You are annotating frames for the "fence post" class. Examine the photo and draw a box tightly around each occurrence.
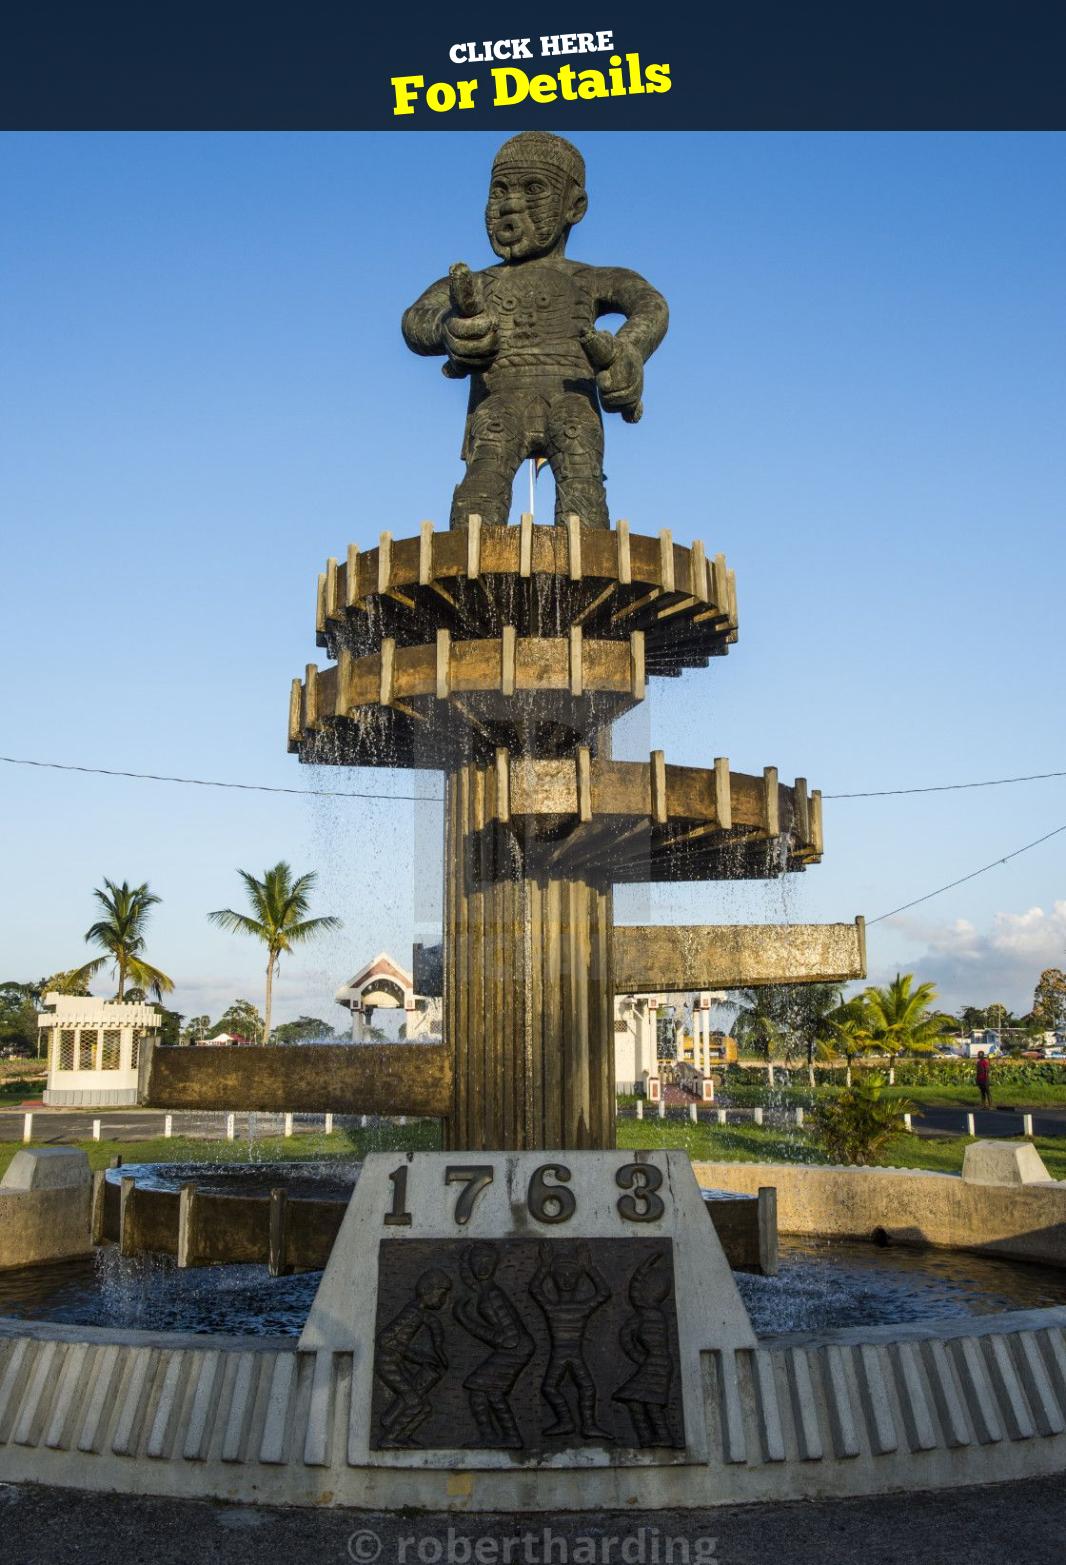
[1023,1113,1034,1138]
[794,1106,804,1128]
[635,1099,644,1120]
[284,1112,294,1138]
[753,1106,764,1126]
[324,1112,334,1135]
[903,1112,913,1133]
[688,1102,698,1123]
[92,1118,101,1142]
[966,1112,976,1137]
[225,1112,236,1141]
[717,1108,727,1125]
[657,1100,665,1120]
[164,1113,173,1139]
[360,1114,369,1129]
[22,1112,32,1144]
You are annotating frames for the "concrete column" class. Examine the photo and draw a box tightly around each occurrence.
[284,1112,294,1138]
[164,1113,173,1138]
[225,1112,236,1141]
[324,1112,334,1134]
[22,1112,32,1144]
[753,1106,764,1126]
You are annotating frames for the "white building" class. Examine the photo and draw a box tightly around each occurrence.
[335,952,442,1042]
[38,994,161,1106]
[614,990,728,1093]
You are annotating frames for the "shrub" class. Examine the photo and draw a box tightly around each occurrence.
[811,1073,914,1165]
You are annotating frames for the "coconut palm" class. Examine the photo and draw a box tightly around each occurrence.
[84,879,174,1001]
[827,995,873,1087]
[723,987,792,1062]
[862,973,955,1070]
[208,863,341,1045]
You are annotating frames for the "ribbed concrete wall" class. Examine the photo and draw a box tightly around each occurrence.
[2,1312,1065,1509]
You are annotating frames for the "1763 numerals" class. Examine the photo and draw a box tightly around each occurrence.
[383,1161,665,1228]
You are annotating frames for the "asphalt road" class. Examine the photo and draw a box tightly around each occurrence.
[915,1104,1066,1139]
[1,1476,1064,1565]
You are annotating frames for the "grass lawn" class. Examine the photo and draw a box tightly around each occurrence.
[4,1113,1064,1184]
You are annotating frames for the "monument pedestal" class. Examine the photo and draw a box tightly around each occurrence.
[301,1150,755,1469]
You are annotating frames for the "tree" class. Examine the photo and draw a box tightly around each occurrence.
[827,996,872,1087]
[211,999,264,1043]
[1033,969,1066,1032]
[208,863,341,1045]
[84,879,174,1001]
[723,987,792,1062]
[811,1074,913,1165]
[270,1015,337,1046]
[789,983,845,1087]
[0,983,38,1057]
[861,973,955,1069]
[182,1014,212,1045]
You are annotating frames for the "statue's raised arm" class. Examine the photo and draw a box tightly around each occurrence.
[401,131,669,530]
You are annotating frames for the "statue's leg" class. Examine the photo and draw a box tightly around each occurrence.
[451,395,525,529]
[546,393,609,529]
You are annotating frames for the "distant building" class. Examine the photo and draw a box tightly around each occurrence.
[335,952,442,1041]
[38,993,161,1105]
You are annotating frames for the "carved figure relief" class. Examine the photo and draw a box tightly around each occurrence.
[613,1251,677,1447]
[529,1240,612,1440]
[402,131,668,530]
[373,1267,451,1448]
[453,1242,535,1448]
[370,1238,684,1452]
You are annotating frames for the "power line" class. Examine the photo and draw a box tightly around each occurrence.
[825,768,1066,799]
[867,821,1066,925]
[3,753,1064,805]
[0,756,442,804]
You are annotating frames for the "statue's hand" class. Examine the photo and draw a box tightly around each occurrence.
[594,337,644,418]
[443,308,499,371]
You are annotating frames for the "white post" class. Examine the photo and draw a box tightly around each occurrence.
[657,1100,665,1120]
[635,1099,644,1119]
[688,1102,698,1123]
[284,1112,294,1138]
[22,1112,32,1144]
[903,1112,913,1132]
[225,1112,236,1141]
[888,1067,895,1085]
[966,1112,976,1137]
[1023,1113,1034,1137]
[164,1113,173,1139]
[92,1118,101,1142]
[360,1114,369,1129]
[794,1106,804,1128]
[767,1062,775,1088]
[753,1106,764,1126]
[701,1009,710,1075]
[324,1112,334,1135]
[717,1108,727,1125]
[398,1116,407,1127]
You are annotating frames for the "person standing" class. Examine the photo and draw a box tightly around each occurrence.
[975,1049,993,1110]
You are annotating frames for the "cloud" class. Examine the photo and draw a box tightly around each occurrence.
[873,901,1066,1011]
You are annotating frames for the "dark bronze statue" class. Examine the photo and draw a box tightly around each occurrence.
[402,131,668,530]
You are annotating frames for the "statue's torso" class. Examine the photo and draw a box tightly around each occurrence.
[479,262,596,389]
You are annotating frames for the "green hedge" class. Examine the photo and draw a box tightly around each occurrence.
[890,1059,1066,1088]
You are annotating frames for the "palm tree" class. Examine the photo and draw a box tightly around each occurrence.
[208,863,341,1045]
[791,982,845,1088]
[827,995,873,1087]
[723,987,792,1063]
[862,973,955,1071]
[85,879,174,1001]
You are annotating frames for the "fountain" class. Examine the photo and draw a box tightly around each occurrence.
[4,131,1066,1512]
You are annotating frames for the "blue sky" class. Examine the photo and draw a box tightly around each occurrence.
[2,131,1064,1028]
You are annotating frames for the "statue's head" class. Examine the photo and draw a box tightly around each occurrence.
[467,1242,498,1281]
[486,132,588,262]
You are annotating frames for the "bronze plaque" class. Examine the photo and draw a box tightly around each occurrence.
[370,1237,684,1453]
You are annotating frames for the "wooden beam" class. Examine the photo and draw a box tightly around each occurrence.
[614,919,867,993]
[139,1041,454,1116]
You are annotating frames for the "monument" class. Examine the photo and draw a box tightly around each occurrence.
[137,131,865,1469]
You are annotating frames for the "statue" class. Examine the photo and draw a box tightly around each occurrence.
[402,131,668,530]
